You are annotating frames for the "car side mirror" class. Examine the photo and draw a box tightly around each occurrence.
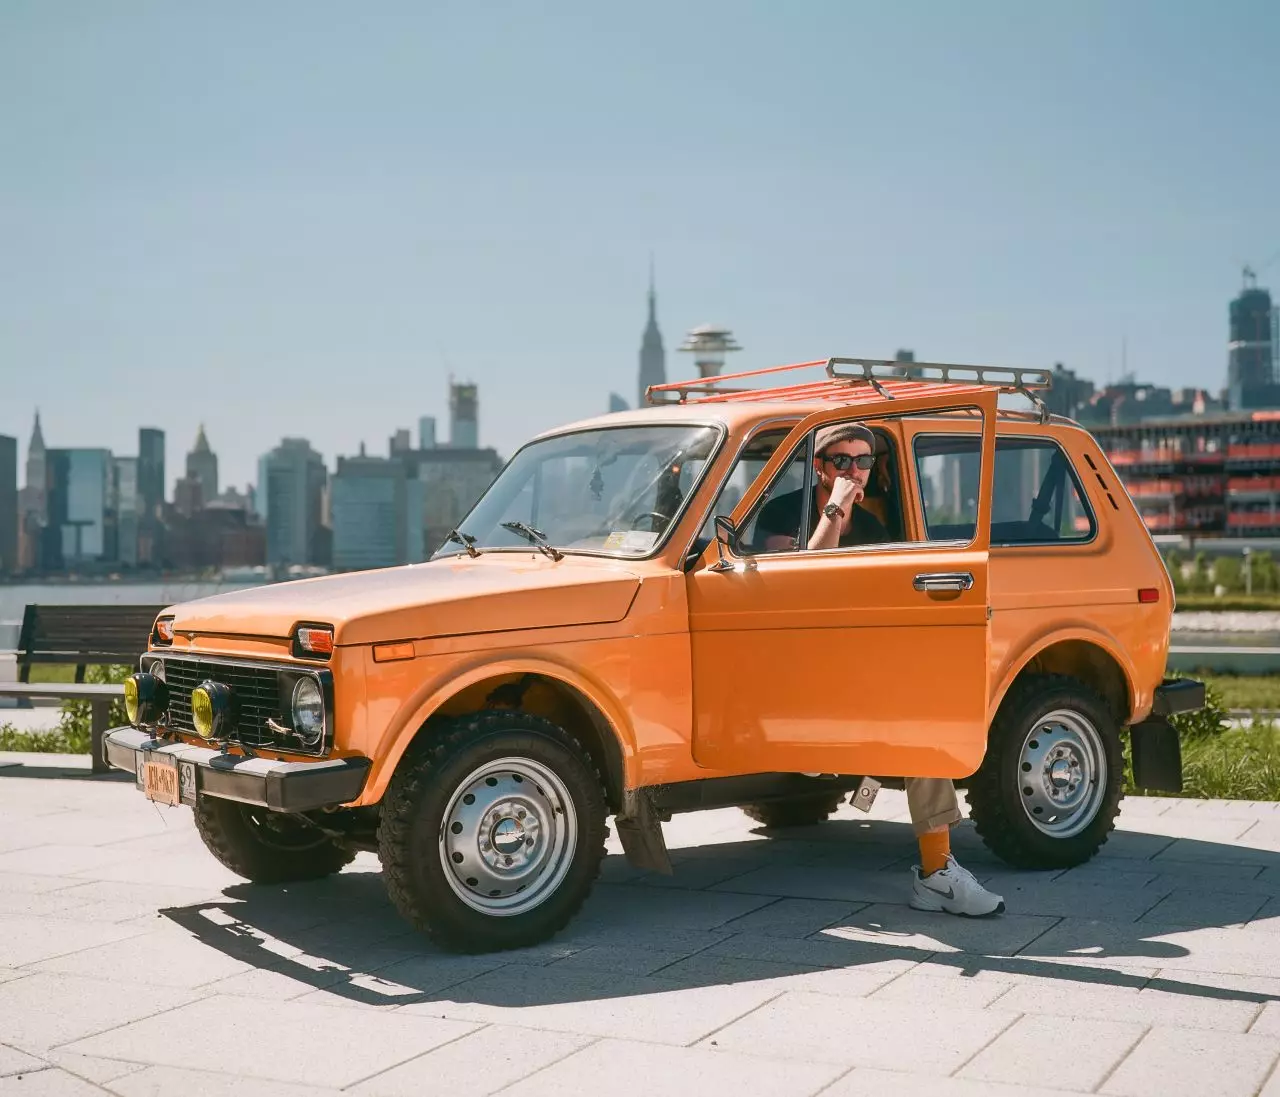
[711,515,738,572]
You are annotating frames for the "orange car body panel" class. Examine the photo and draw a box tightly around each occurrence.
[148,387,1173,808]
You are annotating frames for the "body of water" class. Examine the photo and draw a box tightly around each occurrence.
[0,579,272,628]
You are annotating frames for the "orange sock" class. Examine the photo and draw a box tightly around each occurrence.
[918,828,950,876]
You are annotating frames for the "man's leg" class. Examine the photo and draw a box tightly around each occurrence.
[904,778,1004,916]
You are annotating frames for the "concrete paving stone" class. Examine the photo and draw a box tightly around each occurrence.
[816,1067,1084,1097]
[0,972,203,1054]
[1140,888,1271,928]
[109,1065,341,1097]
[1129,818,1258,843]
[572,883,774,930]
[0,813,174,852]
[1017,917,1280,977]
[817,903,1061,957]
[42,1051,147,1086]
[1117,797,1176,818]
[542,942,709,978]
[350,1025,593,1097]
[867,971,1018,1010]
[0,1044,46,1078]
[0,890,92,919]
[649,951,901,999]
[70,848,244,890]
[1251,898,1280,932]
[0,844,139,878]
[68,995,479,1089]
[722,897,867,939]
[197,962,363,1003]
[705,989,1019,1072]
[0,871,77,896]
[1153,837,1280,867]
[597,854,651,884]
[709,863,923,905]
[1100,1025,1280,1097]
[1145,870,1279,900]
[1260,866,1280,889]
[0,969,25,987]
[1092,830,1177,861]
[34,880,229,925]
[637,857,760,890]
[305,950,514,1006]
[401,964,782,1046]
[982,881,1161,922]
[492,1037,845,1097]
[1138,859,1271,884]
[0,1068,110,1096]
[0,915,146,968]
[31,924,263,988]
[1264,1061,1280,1097]
[959,1013,1145,1090]
[1240,821,1280,848]
[902,956,1155,988]
[1255,1003,1280,1036]
[996,977,1263,1033]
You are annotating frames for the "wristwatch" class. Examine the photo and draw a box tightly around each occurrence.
[823,502,845,521]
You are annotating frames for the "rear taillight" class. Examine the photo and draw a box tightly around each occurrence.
[1138,588,1160,604]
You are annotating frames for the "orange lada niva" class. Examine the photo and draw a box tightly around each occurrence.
[106,357,1204,952]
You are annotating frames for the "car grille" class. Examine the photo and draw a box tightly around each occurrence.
[158,656,324,755]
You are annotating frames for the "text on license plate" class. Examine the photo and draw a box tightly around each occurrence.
[142,759,179,806]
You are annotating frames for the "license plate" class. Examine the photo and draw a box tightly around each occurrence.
[141,755,180,806]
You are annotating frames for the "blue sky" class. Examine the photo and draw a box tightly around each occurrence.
[2,0,1278,494]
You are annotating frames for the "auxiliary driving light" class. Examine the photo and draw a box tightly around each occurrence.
[124,673,169,727]
[191,681,232,740]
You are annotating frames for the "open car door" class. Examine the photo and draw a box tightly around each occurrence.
[685,388,997,780]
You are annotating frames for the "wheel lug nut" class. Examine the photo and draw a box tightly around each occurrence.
[516,809,526,820]
[504,855,513,866]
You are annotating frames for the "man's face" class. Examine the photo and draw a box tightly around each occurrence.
[815,438,874,495]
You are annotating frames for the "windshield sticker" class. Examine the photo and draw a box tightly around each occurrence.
[604,530,658,552]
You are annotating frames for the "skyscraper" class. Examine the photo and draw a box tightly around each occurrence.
[0,435,16,574]
[261,438,328,568]
[44,448,112,568]
[112,457,140,567]
[449,382,479,449]
[17,411,46,571]
[637,264,666,407]
[331,454,424,571]
[1227,269,1277,409]
[138,428,165,517]
[185,424,218,503]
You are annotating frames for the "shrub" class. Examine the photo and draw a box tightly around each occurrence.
[54,664,131,752]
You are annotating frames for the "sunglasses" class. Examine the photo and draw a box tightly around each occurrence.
[823,452,876,471]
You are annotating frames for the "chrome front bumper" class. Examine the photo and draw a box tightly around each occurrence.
[104,727,371,813]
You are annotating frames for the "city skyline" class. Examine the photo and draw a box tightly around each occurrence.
[2,4,1277,494]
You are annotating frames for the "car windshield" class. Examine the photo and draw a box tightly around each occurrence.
[434,423,723,559]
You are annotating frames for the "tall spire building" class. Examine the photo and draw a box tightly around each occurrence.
[637,262,666,408]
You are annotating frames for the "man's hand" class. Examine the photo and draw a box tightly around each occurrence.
[828,475,863,514]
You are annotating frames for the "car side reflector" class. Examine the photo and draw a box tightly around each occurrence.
[373,642,416,663]
[1138,588,1160,603]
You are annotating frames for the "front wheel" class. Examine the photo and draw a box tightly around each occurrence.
[194,797,356,883]
[378,711,608,953]
[967,674,1123,869]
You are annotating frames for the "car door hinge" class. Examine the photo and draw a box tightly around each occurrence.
[986,605,994,621]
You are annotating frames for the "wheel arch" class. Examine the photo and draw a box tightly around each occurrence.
[364,658,634,812]
[990,631,1136,728]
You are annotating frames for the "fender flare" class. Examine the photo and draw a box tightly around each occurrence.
[988,625,1140,727]
[359,652,638,806]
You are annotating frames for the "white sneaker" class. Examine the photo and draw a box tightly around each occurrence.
[910,855,1005,917]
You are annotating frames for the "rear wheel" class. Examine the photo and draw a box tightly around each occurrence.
[194,797,356,883]
[967,674,1123,869]
[378,710,608,953]
[741,793,844,829]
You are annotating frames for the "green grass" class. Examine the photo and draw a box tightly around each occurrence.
[1174,594,1280,611]
[1175,723,1280,800]
[1193,673,1280,712]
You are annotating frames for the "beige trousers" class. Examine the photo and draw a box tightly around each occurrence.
[904,777,961,836]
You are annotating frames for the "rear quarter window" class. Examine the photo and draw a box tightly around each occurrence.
[913,435,1097,545]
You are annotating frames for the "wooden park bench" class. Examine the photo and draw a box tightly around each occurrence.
[0,603,165,773]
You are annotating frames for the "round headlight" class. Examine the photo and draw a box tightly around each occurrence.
[191,681,231,740]
[291,677,325,748]
[124,673,168,727]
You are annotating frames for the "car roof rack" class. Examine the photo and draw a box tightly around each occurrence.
[645,356,1054,424]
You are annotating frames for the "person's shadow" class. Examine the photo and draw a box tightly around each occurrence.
[159,813,1280,1013]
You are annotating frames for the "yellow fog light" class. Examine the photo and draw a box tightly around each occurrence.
[191,681,231,740]
[124,673,168,727]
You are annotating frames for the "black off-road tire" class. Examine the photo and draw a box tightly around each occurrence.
[194,797,356,883]
[741,793,844,829]
[967,673,1124,869]
[378,710,608,954]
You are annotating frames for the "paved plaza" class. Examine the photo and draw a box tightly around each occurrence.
[0,752,1278,1096]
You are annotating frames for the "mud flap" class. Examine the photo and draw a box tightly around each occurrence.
[1129,716,1183,794]
[614,788,673,875]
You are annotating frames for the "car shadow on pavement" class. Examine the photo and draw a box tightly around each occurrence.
[158,817,1280,1013]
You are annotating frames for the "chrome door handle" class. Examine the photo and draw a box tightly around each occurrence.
[913,572,974,592]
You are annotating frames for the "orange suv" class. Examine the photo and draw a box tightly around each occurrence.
[105,357,1204,952]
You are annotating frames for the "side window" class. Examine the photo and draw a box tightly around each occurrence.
[745,418,906,554]
[914,435,1096,544]
[697,428,797,551]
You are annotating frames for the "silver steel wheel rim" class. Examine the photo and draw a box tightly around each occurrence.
[439,756,578,917]
[1017,708,1108,838]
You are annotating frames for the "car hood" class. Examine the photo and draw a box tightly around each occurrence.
[164,555,643,646]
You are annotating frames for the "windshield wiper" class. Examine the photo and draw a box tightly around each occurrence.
[501,521,564,561]
[446,529,480,558]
